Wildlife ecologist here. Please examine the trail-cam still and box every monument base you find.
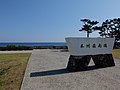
[67,54,115,72]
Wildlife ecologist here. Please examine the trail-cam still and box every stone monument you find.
[65,37,115,71]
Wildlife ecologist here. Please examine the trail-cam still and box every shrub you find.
[0,45,33,51]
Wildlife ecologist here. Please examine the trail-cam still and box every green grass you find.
[112,49,120,59]
[0,53,31,90]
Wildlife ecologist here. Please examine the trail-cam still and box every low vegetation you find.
[112,49,120,59]
[0,53,31,90]
[0,45,33,51]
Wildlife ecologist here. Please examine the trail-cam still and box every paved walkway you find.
[21,49,120,90]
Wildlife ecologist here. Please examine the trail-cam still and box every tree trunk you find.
[87,31,89,38]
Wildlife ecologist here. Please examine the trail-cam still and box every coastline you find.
[0,42,66,47]
[0,42,67,51]
[0,46,68,51]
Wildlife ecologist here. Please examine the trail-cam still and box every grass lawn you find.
[112,49,120,59]
[0,53,31,90]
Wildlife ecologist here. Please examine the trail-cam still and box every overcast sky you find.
[0,0,120,42]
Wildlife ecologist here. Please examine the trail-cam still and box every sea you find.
[0,42,67,47]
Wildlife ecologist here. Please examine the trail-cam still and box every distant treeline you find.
[114,42,120,49]
[0,45,68,51]
[0,45,33,51]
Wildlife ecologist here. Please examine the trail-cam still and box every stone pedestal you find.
[67,54,115,71]
[67,55,91,71]
[92,54,115,68]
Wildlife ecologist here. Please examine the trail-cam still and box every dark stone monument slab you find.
[67,55,91,71]
[92,54,115,68]
[66,54,115,71]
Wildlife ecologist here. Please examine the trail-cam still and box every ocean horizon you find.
[0,42,67,47]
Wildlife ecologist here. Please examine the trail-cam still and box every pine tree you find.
[79,19,99,38]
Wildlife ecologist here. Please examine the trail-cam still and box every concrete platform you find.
[21,49,120,90]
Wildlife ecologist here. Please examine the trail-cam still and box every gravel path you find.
[21,49,120,90]
[0,50,33,54]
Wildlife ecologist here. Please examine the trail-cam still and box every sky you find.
[0,0,120,42]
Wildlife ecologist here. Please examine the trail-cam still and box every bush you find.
[0,45,33,51]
